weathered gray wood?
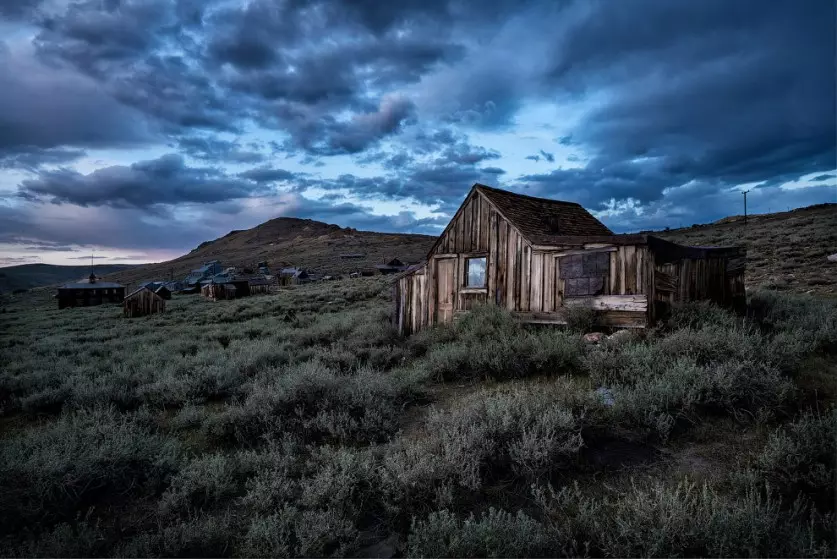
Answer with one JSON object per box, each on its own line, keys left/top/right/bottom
{"left": 563, "top": 294, "right": 648, "bottom": 311}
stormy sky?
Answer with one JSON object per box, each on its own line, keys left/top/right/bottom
{"left": 1, "top": 0, "right": 834, "bottom": 266}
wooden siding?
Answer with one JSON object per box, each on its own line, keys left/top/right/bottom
{"left": 123, "top": 288, "right": 165, "bottom": 317}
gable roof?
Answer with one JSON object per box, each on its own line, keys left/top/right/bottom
{"left": 474, "top": 184, "right": 612, "bottom": 245}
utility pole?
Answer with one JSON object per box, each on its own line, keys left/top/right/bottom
{"left": 742, "top": 190, "right": 750, "bottom": 226}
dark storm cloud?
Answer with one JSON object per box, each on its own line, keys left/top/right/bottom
{"left": 0, "top": 0, "right": 43, "bottom": 18}
{"left": 518, "top": 0, "right": 837, "bottom": 209}
{"left": 18, "top": 154, "right": 266, "bottom": 209}
{"left": 0, "top": 45, "right": 155, "bottom": 155}
{"left": 0, "top": 147, "right": 86, "bottom": 172}
{"left": 238, "top": 167, "right": 299, "bottom": 183}
{"left": 177, "top": 136, "right": 265, "bottom": 164}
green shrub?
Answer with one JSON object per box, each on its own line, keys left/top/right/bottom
{"left": 417, "top": 306, "right": 583, "bottom": 381}
{"left": 382, "top": 381, "right": 588, "bottom": 513}
{"left": 408, "top": 508, "right": 560, "bottom": 558}
{"left": 0, "top": 406, "right": 180, "bottom": 534}
{"left": 239, "top": 506, "right": 358, "bottom": 558}
{"left": 159, "top": 453, "right": 248, "bottom": 516}
{"left": 755, "top": 408, "right": 837, "bottom": 507}
{"left": 203, "top": 360, "right": 412, "bottom": 446}
{"left": 117, "top": 512, "right": 237, "bottom": 558}
{"left": 749, "top": 290, "right": 837, "bottom": 352}
{"left": 534, "top": 480, "right": 833, "bottom": 558}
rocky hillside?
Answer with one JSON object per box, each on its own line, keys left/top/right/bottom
{"left": 106, "top": 217, "right": 435, "bottom": 286}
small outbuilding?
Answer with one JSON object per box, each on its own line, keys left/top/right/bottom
{"left": 375, "top": 258, "right": 409, "bottom": 275}
{"left": 394, "top": 183, "right": 746, "bottom": 335}
{"left": 57, "top": 274, "right": 125, "bottom": 309}
{"left": 248, "top": 277, "right": 272, "bottom": 295}
{"left": 202, "top": 282, "right": 237, "bottom": 301}
{"left": 139, "top": 281, "right": 172, "bottom": 300}
{"left": 123, "top": 286, "right": 166, "bottom": 317}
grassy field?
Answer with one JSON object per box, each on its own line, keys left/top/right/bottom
{"left": 0, "top": 278, "right": 835, "bottom": 557}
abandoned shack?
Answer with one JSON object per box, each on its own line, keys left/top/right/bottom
{"left": 375, "top": 258, "right": 409, "bottom": 275}
{"left": 248, "top": 277, "right": 272, "bottom": 295}
{"left": 201, "top": 282, "right": 236, "bottom": 301}
{"left": 279, "top": 268, "right": 310, "bottom": 286}
{"left": 394, "top": 183, "right": 746, "bottom": 335}
{"left": 57, "top": 274, "right": 125, "bottom": 309}
{"left": 123, "top": 286, "right": 166, "bottom": 317}
{"left": 139, "top": 281, "right": 172, "bottom": 300}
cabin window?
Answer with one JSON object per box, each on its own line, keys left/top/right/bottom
{"left": 465, "top": 257, "right": 487, "bottom": 287}
{"left": 559, "top": 252, "right": 609, "bottom": 297}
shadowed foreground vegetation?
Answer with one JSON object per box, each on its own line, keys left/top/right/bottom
{"left": 0, "top": 278, "right": 835, "bottom": 557}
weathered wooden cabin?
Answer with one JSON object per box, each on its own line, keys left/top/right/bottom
{"left": 57, "top": 274, "right": 125, "bottom": 309}
{"left": 394, "top": 184, "right": 746, "bottom": 335}
{"left": 376, "top": 258, "right": 409, "bottom": 275}
{"left": 123, "top": 286, "right": 166, "bottom": 317}
{"left": 248, "top": 277, "right": 272, "bottom": 295}
{"left": 202, "top": 283, "right": 237, "bottom": 301}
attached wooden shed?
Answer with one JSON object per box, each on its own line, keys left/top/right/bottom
{"left": 123, "top": 286, "right": 166, "bottom": 317}
{"left": 394, "top": 184, "right": 746, "bottom": 335}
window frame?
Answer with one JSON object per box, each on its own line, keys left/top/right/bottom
{"left": 558, "top": 250, "right": 610, "bottom": 298}
{"left": 464, "top": 255, "right": 488, "bottom": 289}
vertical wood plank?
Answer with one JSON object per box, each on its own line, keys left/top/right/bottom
{"left": 609, "top": 251, "right": 618, "bottom": 295}
{"left": 497, "top": 216, "right": 507, "bottom": 307}
{"left": 544, "top": 254, "right": 554, "bottom": 311}
{"left": 635, "top": 247, "right": 644, "bottom": 294}
{"left": 480, "top": 195, "right": 489, "bottom": 251}
{"left": 488, "top": 210, "right": 497, "bottom": 303}
{"left": 618, "top": 246, "right": 627, "bottom": 294}
{"left": 624, "top": 245, "right": 637, "bottom": 295}
{"left": 555, "top": 257, "right": 563, "bottom": 308}
{"left": 530, "top": 252, "right": 542, "bottom": 312}
{"left": 507, "top": 227, "right": 517, "bottom": 309}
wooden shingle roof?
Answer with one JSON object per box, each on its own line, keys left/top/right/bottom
{"left": 475, "top": 184, "right": 612, "bottom": 245}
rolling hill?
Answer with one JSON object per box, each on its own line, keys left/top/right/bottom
{"left": 105, "top": 217, "right": 436, "bottom": 287}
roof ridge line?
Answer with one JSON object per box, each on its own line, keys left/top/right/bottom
{"left": 474, "top": 183, "right": 583, "bottom": 206}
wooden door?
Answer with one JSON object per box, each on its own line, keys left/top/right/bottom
{"left": 435, "top": 258, "right": 456, "bottom": 324}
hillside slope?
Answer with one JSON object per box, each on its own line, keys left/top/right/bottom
{"left": 107, "top": 217, "right": 435, "bottom": 286}
{"left": 658, "top": 203, "right": 836, "bottom": 295}
{"left": 104, "top": 203, "right": 836, "bottom": 294}
{"left": 0, "top": 264, "right": 137, "bottom": 293}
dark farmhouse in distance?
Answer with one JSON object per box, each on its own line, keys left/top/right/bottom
{"left": 57, "top": 273, "right": 125, "bottom": 309}
{"left": 394, "top": 184, "right": 746, "bottom": 334}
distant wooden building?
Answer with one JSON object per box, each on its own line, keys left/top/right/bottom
{"left": 394, "top": 184, "right": 746, "bottom": 335}
{"left": 278, "top": 268, "right": 310, "bottom": 286}
{"left": 139, "top": 281, "right": 172, "bottom": 300}
{"left": 123, "top": 286, "right": 166, "bottom": 317}
{"left": 57, "top": 274, "right": 125, "bottom": 309}
{"left": 202, "top": 283, "right": 237, "bottom": 301}
{"left": 375, "top": 258, "right": 409, "bottom": 275}
{"left": 248, "top": 277, "right": 272, "bottom": 295}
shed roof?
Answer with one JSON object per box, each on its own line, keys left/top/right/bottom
{"left": 60, "top": 281, "right": 124, "bottom": 289}
{"left": 475, "top": 184, "right": 612, "bottom": 245}
{"left": 124, "top": 286, "right": 163, "bottom": 299}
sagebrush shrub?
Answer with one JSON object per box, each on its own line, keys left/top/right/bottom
{"left": 0, "top": 406, "right": 180, "bottom": 534}
{"left": 755, "top": 408, "right": 837, "bottom": 507}
{"left": 408, "top": 508, "right": 560, "bottom": 558}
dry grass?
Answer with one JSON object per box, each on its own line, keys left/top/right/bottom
{"left": 0, "top": 278, "right": 835, "bottom": 557}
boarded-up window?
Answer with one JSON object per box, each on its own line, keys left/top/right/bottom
{"left": 466, "top": 257, "right": 487, "bottom": 287}
{"left": 560, "top": 252, "right": 609, "bottom": 297}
